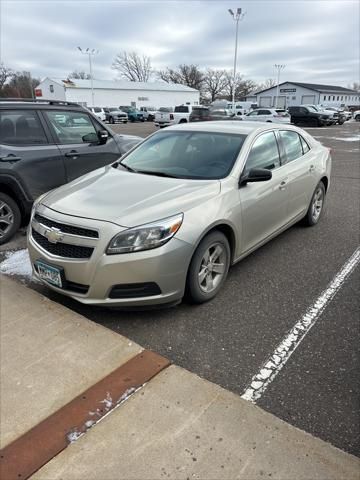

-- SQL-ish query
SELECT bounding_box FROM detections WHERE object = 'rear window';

[174,106,189,113]
[192,108,209,116]
[0,110,48,145]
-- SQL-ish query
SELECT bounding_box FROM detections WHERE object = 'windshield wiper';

[113,161,137,173]
[135,170,182,178]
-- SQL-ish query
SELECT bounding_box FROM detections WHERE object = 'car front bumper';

[27,207,193,307]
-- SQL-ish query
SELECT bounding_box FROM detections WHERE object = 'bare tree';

[202,69,228,101]
[235,79,258,99]
[112,51,152,82]
[68,70,91,79]
[223,71,243,100]
[0,71,40,98]
[257,78,276,91]
[158,64,203,91]
[0,63,14,91]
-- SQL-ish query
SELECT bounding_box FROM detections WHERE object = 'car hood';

[42,166,221,227]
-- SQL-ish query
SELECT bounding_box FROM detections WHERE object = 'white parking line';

[241,247,360,404]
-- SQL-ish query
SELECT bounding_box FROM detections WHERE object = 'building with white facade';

[35,78,200,108]
[245,82,360,109]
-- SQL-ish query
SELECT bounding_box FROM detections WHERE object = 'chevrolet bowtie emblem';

[44,227,64,244]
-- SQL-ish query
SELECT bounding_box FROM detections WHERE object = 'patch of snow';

[100,392,113,410]
[67,430,83,444]
[85,420,95,428]
[0,249,34,278]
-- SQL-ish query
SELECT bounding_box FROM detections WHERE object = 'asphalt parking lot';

[1,120,359,457]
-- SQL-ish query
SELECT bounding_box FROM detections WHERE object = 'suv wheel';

[109,117,115,124]
[0,193,21,245]
[186,231,230,304]
[179,119,187,124]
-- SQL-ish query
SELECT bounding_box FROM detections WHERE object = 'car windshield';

[307,106,318,112]
[120,131,246,180]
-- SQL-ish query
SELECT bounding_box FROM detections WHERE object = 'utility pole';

[274,64,285,108]
[77,47,98,107]
[228,8,246,114]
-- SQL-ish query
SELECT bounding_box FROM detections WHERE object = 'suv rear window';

[0,110,48,145]
[192,107,209,116]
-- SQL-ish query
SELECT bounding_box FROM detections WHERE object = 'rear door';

[238,131,289,253]
[42,109,122,182]
[277,130,317,220]
[257,109,272,121]
[0,109,66,200]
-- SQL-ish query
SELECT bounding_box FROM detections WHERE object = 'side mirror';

[97,129,109,145]
[82,132,98,143]
[240,168,272,186]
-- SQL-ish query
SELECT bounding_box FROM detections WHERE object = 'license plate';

[35,261,62,288]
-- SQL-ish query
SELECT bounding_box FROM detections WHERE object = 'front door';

[43,110,122,182]
[238,131,289,254]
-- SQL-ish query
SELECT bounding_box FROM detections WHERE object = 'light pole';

[228,7,245,114]
[77,47,98,107]
[274,64,285,108]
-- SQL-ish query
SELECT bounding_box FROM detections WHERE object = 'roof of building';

[45,78,199,93]
[252,81,359,96]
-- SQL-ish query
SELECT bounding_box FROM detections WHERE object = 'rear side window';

[300,135,310,154]
[279,131,303,162]
[0,110,48,145]
[245,131,280,173]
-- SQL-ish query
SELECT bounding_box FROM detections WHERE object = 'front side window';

[44,110,97,144]
[121,131,246,180]
[279,131,303,163]
[0,110,47,145]
[244,132,280,173]
[247,111,258,116]
[174,106,189,113]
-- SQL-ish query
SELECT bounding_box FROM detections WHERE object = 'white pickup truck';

[154,105,195,127]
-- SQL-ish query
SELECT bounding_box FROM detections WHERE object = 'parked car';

[245,108,290,124]
[104,108,128,124]
[189,106,212,122]
[87,107,106,122]
[208,108,240,121]
[353,110,360,121]
[0,99,141,244]
[139,106,157,121]
[288,106,333,127]
[303,105,343,125]
[118,106,144,122]
[155,104,196,127]
[27,122,331,307]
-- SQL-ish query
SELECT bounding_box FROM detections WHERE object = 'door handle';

[309,165,315,172]
[65,150,79,158]
[0,154,22,162]
[279,180,287,191]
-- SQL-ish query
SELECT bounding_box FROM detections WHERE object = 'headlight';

[106,213,184,255]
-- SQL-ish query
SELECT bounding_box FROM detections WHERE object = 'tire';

[179,119,187,124]
[0,193,21,245]
[303,181,325,227]
[355,115,360,122]
[109,117,114,124]
[186,231,230,304]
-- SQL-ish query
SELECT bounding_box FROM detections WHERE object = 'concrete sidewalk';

[1,275,359,479]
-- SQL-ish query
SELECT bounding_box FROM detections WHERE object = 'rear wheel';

[0,193,21,245]
[186,231,230,304]
[355,114,360,122]
[303,181,325,226]
[109,117,114,124]
[179,119,187,124]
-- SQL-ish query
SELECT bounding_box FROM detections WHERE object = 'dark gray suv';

[0,99,141,244]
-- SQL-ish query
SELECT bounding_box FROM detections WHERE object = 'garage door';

[274,96,286,108]
[259,96,272,107]
[301,95,316,104]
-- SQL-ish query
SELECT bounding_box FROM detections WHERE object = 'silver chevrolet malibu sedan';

[28,121,331,307]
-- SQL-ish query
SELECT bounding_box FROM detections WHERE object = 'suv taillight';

[170,114,174,120]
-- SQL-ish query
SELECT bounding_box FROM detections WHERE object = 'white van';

[226,102,258,116]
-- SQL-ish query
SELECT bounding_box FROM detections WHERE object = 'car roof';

[0,98,84,110]
[166,121,300,135]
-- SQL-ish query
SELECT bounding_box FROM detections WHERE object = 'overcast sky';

[1,0,359,87]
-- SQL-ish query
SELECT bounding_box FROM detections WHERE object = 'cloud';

[0,0,358,86]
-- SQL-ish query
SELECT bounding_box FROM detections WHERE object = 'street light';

[274,64,285,108]
[228,7,245,114]
[77,47,98,107]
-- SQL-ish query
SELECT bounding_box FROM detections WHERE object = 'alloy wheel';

[198,242,226,293]
[0,200,14,240]
[311,186,324,222]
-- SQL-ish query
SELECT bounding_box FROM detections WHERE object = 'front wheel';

[0,193,21,245]
[355,115,360,122]
[109,117,114,124]
[303,181,325,226]
[186,231,230,304]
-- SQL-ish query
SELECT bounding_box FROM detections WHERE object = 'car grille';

[34,214,98,238]
[32,229,94,259]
